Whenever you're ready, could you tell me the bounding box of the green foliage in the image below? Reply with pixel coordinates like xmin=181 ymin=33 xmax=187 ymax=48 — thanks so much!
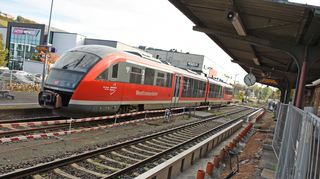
xmin=0 ymin=14 xmax=36 ymax=28
xmin=261 ymin=87 xmax=273 ymax=100
xmin=0 ymin=34 xmax=8 ymax=67
xmin=274 ymin=89 xmax=281 ymax=99
xmin=15 ymin=16 xmax=36 ymax=24
xmin=235 ymin=90 xmax=245 ymax=100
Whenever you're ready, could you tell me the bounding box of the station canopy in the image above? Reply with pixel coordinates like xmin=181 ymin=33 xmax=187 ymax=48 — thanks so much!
xmin=169 ymin=0 xmax=320 ymax=89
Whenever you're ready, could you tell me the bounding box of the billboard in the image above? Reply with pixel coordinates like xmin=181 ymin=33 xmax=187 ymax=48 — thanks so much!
xmin=12 ymin=27 xmax=40 ymax=36
xmin=7 ymin=22 xmax=45 ymax=70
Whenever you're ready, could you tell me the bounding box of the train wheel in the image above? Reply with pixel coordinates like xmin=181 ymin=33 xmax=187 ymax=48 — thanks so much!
xmin=119 ymin=105 xmax=129 ymax=114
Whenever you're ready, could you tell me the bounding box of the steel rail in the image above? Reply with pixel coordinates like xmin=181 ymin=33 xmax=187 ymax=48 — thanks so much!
xmin=0 ymin=107 xmax=254 ymax=179
xmin=107 ymin=109 xmax=254 ymax=178
xmin=0 ymin=105 xmax=239 ymax=139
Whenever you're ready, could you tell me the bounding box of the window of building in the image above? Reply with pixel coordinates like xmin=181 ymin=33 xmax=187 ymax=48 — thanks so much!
xmin=112 ymin=64 xmax=118 ymax=78
xmin=130 ymin=66 xmax=142 ymax=84
xmin=96 ymin=69 xmax=108 ymax=81
xmin=144 ymin=68 xmax=155 ymax=85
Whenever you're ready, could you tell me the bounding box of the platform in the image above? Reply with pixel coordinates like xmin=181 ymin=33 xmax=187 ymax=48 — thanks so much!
xmin=0 ymin=91 xmax=39 ymax=109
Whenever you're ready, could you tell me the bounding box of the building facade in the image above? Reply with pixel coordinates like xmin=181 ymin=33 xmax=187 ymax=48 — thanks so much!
xmin=50 ymin=32 xmax=85 ymax=56
xmin=85 ymin=39 xmax=152 ymax=57
xmin=6 ymin=22 xmax=45 ymax=71
xmin=142 ymin=47 xmax=218 ymax=77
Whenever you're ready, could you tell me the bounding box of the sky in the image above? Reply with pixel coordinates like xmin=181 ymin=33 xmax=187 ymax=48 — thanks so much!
xmin=1 ymin=0 xmax=319 ymax=85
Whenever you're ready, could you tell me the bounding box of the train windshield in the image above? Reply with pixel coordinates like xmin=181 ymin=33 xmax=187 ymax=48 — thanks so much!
xmin=45 ymin=51 xmax=101 ymax=90
xmin=53 ymin=51 xmax=101 ymax=72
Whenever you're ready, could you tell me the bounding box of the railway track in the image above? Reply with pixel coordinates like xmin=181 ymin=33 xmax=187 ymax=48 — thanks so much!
xmin=0 ymin=105 xmax=239 ymax=139
xmin=0 ymin=107 xmax=54 ymax=121
xmin=0 ymin=116 xmax=62 ymax=124
xmin=0 ymin=107 xmax=256 ymax=178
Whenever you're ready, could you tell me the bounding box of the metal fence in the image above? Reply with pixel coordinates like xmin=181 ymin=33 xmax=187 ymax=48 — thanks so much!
xmin=272 ymin=103 xmax=289 ymax=158
xmin=273 ymin=104 xmax=320 ymax=179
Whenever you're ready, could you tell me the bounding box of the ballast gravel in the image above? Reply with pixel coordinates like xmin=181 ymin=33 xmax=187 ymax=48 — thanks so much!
xmin=0 ymin=106 xmax=241 ymax=175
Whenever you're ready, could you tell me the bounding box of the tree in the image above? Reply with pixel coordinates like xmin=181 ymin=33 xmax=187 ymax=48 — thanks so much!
xmin=261 ymin=86 xmax=273 ymax=100
xmin=274 ymin=89 xmax=281 ymax=100
xmin=0 ymin=34 xmax=8 ymax=67
xmin=251 ymin=84 xmax=262 ymax=98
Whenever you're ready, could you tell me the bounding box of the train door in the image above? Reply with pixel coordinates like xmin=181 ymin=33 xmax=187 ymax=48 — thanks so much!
xmin=172 ymin=75 xmax=181 ymax=106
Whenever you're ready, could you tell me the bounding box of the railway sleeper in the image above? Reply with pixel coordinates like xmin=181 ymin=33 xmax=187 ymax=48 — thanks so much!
xmin=171 ymin=131 xmax=194 ymax=140
xmin=168 ymin=133 xmax=192 ymax=140
xmin=174 ymin=131 xmax=197 ymax=138
xmin=99 ymin=155 xmax=129 ymax=167
xmin=111 ymin=151 xmax=142 ymax=162
xmin=121 ymin=148 xmax=150 ymax=158
xmin=70 ymin=163 xmax=108 ymax=178
xmin=162 ymin=135 xmax=186 ymax=143
xmin=151 ymin=139 xmax=174 ymax=147
xmin=86 ymin=159 xmax=120 ymax=172
xmin=130 ymin=145 xmax=158 ymax=155
xmin=145 ymin=141 xmax=170 ymax=149
xmin=53 ymin=168 xmax=80 ymax=179
xmin=137 ymin=143 xmax=163 ymax=152
xmin=156 ymin=137 xmax=180 ymax=145
xmin=163 ymin=135 xmax=186 ymax=142
xmin=32 ymin=174 xmax=45 ymax=179
xmin=179 ymin=127 xmax=201 ymax=133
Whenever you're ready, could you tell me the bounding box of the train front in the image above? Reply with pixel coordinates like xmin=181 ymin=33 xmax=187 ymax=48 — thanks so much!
xmin=38 ymin=45 xmax=115 ymax=117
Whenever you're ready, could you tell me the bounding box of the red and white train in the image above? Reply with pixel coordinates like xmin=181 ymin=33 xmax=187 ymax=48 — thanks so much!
xmin=39 ymin=45 xmax=233 ymax=117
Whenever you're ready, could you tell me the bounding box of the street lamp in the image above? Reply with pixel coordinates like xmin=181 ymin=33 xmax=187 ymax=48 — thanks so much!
xmin=41 ymin=0 xmax=54 ymax=91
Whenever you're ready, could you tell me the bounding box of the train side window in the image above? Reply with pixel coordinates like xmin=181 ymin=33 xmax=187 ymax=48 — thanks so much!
xmin=198 ymin=81 xmax=205 ymax=97
xmin=166 ymin=73 xmax=172 ymax=87
xmin=130 ymin=66 xmax=142 ymax=84
xmin=156 ymin=72 xmax=165 ymax=87
xmin=193 ymin=80 xmax=199 ymax=97
xmin=112 ymin=64 xmax=118 ymax=78
xmin=144 ymin=68 xmax=155 ymax=85
xmin=96 ymin=69 xmax=109 ymax=81
xmin=182 ymin=77 xmax=193 ymax=97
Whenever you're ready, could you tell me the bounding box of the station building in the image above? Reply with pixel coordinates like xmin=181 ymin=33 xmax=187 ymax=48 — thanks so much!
xmin=140 ymin=47 xmax=225 ymax=79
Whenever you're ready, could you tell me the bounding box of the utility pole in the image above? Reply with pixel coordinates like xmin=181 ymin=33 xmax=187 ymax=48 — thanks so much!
xmin=41 ymin=0 xmax=54 ymax=91
xmin=233 ymin=73 xmax=239 ymax=98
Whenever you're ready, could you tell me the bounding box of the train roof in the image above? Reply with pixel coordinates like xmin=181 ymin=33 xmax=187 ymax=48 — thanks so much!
xmin=208 ymin=78 xmax=233 ymax=88
xmin=68 ymin=45 xmax=119 ymax=58
xmin=124 ymin=52 xmax=208 ymax=81
xmin=65 ymin=45 xmax=231 ymax=84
